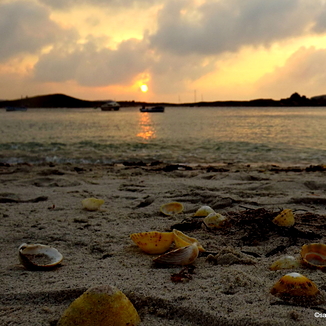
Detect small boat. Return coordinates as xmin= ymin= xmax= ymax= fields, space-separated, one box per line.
xmin=6 ymin=107 xmax=27 ymax=112
xmin=100 ymin=100 xmax=120 ymax=111
xmin=139 ymin=106 xmax=165 ymax=113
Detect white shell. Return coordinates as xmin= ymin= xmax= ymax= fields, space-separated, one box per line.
xmin=193 ymin=206 xmax=215 ymax=217
xmin=269 ymin=255 xmax=301 ymax=271
xmin=82 ymin=197 xmax=104 ymax=211
xmin=18 ymin=243 xmax=63 ymax=270
xmin=203 ymin=212 xmax=227 ymax=228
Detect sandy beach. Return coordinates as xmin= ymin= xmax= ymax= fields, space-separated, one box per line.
xmin=1 ymin=162 xmax=326 ymax=325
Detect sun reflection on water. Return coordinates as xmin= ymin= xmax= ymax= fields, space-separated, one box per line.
xmin=137 ymin=112 xmax=156 ymax=141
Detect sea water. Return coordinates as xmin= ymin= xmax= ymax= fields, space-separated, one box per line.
xmin=1 ymin=106 xmax=326 ymax=166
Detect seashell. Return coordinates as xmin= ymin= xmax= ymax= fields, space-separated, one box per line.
xmin=153 ymin=242 xmax=199 ymax=266
xmin=270 ymin=272 xmax=325 ymax=306
xmin=269 ymin=255 xmax=301 ymax=271
xmin=272 ymin=209 xmax=295 ymax=227
xmin=18 ymin=243 xmax=63 ymax=270
xmin=82 ymin=197 xmax=104 ymax=211
xmin=193 ymin=205 xmax=215 ymax=217
xmin=57 ymin=284 xmax=140 ymax=326
xmin=130 ymin=231 xmax=174 ymax=254
xmin=203 ymin=212 xmax=227 ymax=229
xmin=301 ymin=243 xmax=326 ymax=269
xmin=172 ymin=229 xmax=205 ymax=252
xmin=160 ymin=202 xmax=184 ymax=215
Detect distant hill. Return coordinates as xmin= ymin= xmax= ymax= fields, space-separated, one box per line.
xmin=1 ymin=92 xmax=326 ymax=108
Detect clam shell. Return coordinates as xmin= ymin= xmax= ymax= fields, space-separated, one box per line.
xmin=130 ymin=231 xmax=174 ymax=254
xmin=153 ymin=242 xmax=199 ymax=266
xmin=203 ymin=212 xmax=227 ymax=229
xmin=172 ymin=229 xmax=205 ymax=252
xmin=270 ymin=272 xmax=325 ymax=306
xmin=160 ymin=202 xmax=184 ymax=215
xmin=301 ymin=243 xmax=326 ymax=269
xmin=272 ymin=209 xmax=295 ymax=227
xmin=57 ymin=285 xmax=140 ymax=326
xmin=82 ymin=197 xmax=104 ymax=211
xmin=193 ymin=205 xmax=215 ymax=217
xmin=18 ymin=243 xmax=63 ymax=270
xmin=269 ymin=255 xmax=301 ymax=271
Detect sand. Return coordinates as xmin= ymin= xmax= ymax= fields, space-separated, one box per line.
xmin=1 ymin=162 xmax=326 ymax=325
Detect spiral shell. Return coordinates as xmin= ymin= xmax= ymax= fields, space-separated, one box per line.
xmin=270 ymin=272 xmax=325 ymax=306
xmin=172 ymin=229 xmax=205 ymax=252
xmin=269 ymin=255 xmax=301 ymax=271
xmin=160 ymin=202 xmax=184 ymax=215
xmin=18 ymin=243 xmax=63 ymax=270
xmin=272 ymin=209 xmax=295 ymax=227
xmin=130 ymin=231 xmax=174 ymax=254
xmin=193 ymin=205 xmax=215 ymax=217
xmin=82 ymin=197 xmax=105 ymax=211
xmin=301 ymin=243 xmax=326 ymax=269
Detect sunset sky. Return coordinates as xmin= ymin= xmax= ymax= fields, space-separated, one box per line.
xmin=2 ymin=0 xmax=326 ymax=103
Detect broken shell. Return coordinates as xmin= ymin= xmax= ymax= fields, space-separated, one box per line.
xmin=193 ymin=205 xmax=215 ymax=217
xmin=82 ymin=197 xmax=105 ymax=211
xmin=203 ymin=212 xmax=227 ymax=229
xmin=130 ymin=231 xmax=174 ymax=254
xmin=269 ymin=255 xmax=301 ymax=271
xmin=18 ymin=243 xmax=63 ymax=270
xmin=160 ymin=202 xmax=184 ymax=215
xmin=172 ymin=229 xmax=205 ymax=252
xmin=153 ymin=242 xmax=199 ymax=266
xmin=301 ymin=243 xmax=326 ymax=269
xmin=270 ymin=272 xmax=325 ymax=306
xmin=57 ymin=284 xmax=140 ymax=326
xmin=272 ymin=209 xmax=295 ymax=227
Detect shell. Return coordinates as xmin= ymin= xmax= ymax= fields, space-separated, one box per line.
xmin=18 ymin=243 xmax=63 ymax=270
xmin=160 ymin=202 xmax=184 ymax=215
xmin=270 ymin=272 xmax=325 ymax=306
xmin=193 ymin=205 xmax=215 ymax=217
xmin=82 ymin=197 xmax=105 ymax=211
xmin=269 ymin=255 xmax=301 ymax=271
xmin=203 ymin=212 xmax=227 ymax=229
xmin=172 ymin=229 xmax=205 ymax=252
xmin=153 ymin=242 xmax=199 ymax=266
xmin=272 ymin=209 xmax=295 ymax=227
xmin=57 ymin=285 xmax=140 ymax=326
xmin=301 ymin=243 xmax=326 ymax=269
xmin=130 ymin=231 xmax=174 ymax=254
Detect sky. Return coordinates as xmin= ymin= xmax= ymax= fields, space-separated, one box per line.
xmin=2 ymin=0 xmax=326 ymax=103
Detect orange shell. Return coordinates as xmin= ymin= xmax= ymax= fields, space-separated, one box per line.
xmin=301 ymin=243 xmax=326 ymax=269
xmin=160 ymin=202 xmax=184 ymax=215
xmin=172 ymin=229 xmax=205 ymax=252
xmin=270 ymin=272 xmax=325 ymax=306
xmin=272 ymin=209 xmax=295 ymax=227
xmin=130 ymin=231 xmax=174 ymax=254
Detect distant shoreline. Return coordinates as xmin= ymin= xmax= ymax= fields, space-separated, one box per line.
xmin=1 ymin=92 xmax=326 ymax=108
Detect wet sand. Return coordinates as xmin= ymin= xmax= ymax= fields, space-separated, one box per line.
xmin=1 ymin=162 xmax=326 ymax=325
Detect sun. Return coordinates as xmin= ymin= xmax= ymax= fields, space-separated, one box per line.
xmin=140 ymin=84 xmax=148 ymax=92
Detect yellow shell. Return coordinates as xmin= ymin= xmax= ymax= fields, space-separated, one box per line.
xmin=153 ymin=242 xmax=199 ymax=266
xmin=270 ymin=272 xmax=325 ymax=306
xmin=57 ymin=285 xmax=140 ymax=326
xmin=160 ymin=202 xmax=184 ymax=215
xmin=301 ymin=243 xmax=326 ymax=269
xmin=203 ymin=212 xmax=227 ymax=229
xmin=82 ymin=197 xmax=105 ymax=211
xmin=193 ymin=205 xmax=215 ymax=217
xmin=272 ymin=209 xmax=295 ymax=227
xmin=130 ymin=231 xmax=174 ymax=254
xmin=269 ymin=255 xmax=301 ymax=271
xmin=172 ymin=229 xmax=205 ymax=252
xmin=18 ymin=243 xmax=63 ymax=270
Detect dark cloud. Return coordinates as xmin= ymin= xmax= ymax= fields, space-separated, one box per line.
xmin=0 ymin=1 xmax=65 ymax=62
xmin=149 ymin=0 xmax=324 ymax=55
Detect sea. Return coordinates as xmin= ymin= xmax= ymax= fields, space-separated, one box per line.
xmin=1 ymin=106 xmax=326 ymax=166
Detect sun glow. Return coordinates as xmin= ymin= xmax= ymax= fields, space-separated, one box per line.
xmin=140 ymin=84 xmax=148 ymax=92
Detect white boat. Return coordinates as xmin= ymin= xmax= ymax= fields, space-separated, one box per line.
xmin=100 ymin=100 xmax=120 ymax=111
xmin=139 ymin=106 xmax=164 ymax=113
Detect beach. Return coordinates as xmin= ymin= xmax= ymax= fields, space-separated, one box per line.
xmin=1 ymin=162 xmax=326 ymax=325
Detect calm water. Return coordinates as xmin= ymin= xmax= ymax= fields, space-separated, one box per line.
xmin=1 ymin=106 xmax=326 ymax=165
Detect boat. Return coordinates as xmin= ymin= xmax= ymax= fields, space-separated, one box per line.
xmin=139 ymin=106 xmax=165 ymax=113
xmin=6 ymin=107 xmax=27 ymax=112
xmin=100 ymin=100 xmax=120 ymax=111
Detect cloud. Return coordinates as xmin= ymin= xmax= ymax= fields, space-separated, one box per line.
xmin=149 ymin=0 xmax=325 ymax=55
xmin=0 ymin=1 xmax=65 ymax=62
xmin=257 ymin=47 xmax=326 ymax=98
